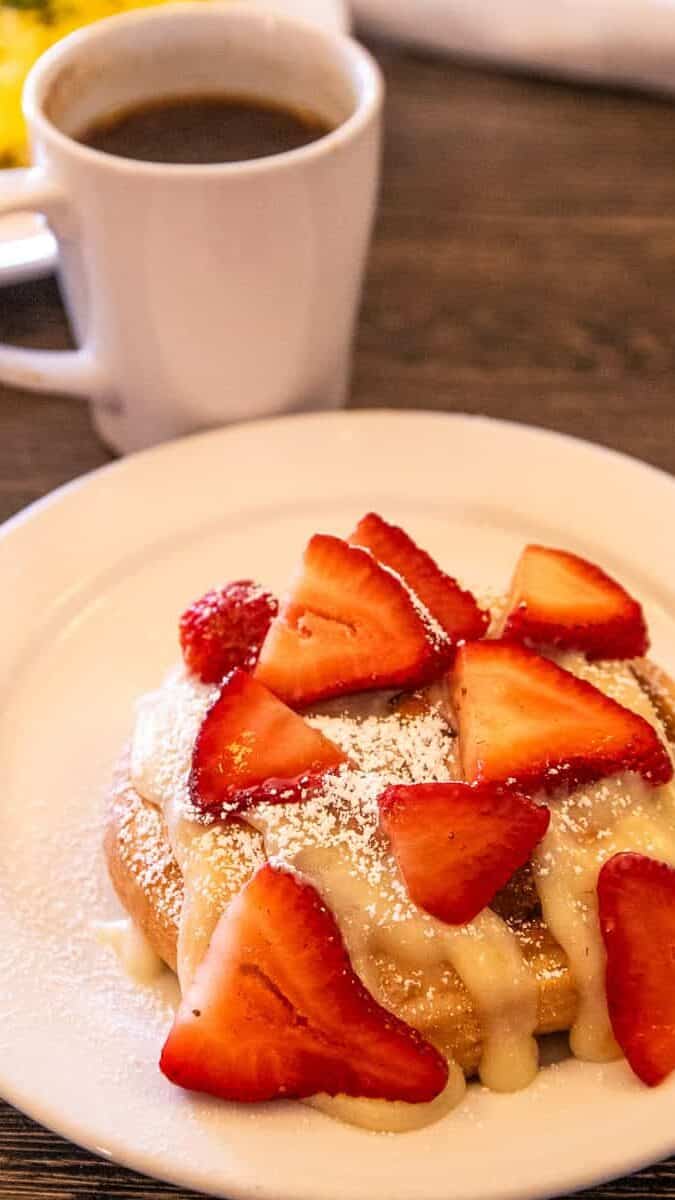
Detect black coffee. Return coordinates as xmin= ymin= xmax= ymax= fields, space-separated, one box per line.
xmin=77 ymin=93 xmax=333 ymax=164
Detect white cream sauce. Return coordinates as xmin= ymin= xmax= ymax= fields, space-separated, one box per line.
xmin=130 ymin=667 xmax=265 ymax=992
xmin=94 ymin=918 xmax=164 ymax=984
xmin=306 ymin=1068 xmax=466 ymax=1132
xmin=532 ymin=653 xmax=675 ymax=1062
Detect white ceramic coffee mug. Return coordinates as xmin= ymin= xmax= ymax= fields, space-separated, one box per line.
xmin=0 ymin=3 xmax=382 ymax=453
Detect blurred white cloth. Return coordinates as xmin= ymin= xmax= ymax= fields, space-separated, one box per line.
xmin=352 ymin=0 xmax=675 ymax=94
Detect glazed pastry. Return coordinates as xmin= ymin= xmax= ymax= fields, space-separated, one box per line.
xmin=105 ymin=518 xmax=675 ymax=1130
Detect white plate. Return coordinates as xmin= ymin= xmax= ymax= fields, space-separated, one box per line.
xmin=1 ymin=410 xmax=674 ymax=1200
xmin=0 ymin=0 xmax=348 ymax=287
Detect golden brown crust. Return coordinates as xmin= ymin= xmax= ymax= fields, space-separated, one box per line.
xmin=632 ymin=658 xmax=675 ymax=744
xmin=105 ymin=751 xmax=181 ymax=973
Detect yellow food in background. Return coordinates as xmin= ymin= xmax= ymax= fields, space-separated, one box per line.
xmin=0 ymin=0 xmax=210 ymax=166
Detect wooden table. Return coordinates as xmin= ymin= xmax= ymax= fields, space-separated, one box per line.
xmin=1 ymin=40 xmax=675 ymax=1200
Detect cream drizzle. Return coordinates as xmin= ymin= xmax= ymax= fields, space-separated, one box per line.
xmin=165 ymin=798 xmax=264 ymax=993
xmin=531 ymin=653 xmax=675 ymax=1062
xmin=306 ymin=1069 xmax=466 ymax=1132
xmin=94 ymin=918 xmax=164 ymax=983
xmin=129 ymin=669 xmax=264 ymax=991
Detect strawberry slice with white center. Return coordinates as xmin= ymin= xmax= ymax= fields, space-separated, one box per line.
xmin=598 ymin=852 xmax=675 ymax=1086
xmin=451 ymin=640 xmax=672 ymax=793
xmin=254 ymin=534 xmax=449 ymax=706
xmin=349 ymin=512 xmax=488 ymax=646
xmin=160 ymin=862 xmax=449 ymax=1103
xmin=189 ymin=669 xmax=348 ymax=813
xmin=379 ymin=782 xmax=550 ymax=925
xmin=502 ymin=544 xmax=648 ymax=660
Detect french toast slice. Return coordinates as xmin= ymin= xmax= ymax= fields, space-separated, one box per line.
xmin=104 ymin=658 xmax=675 ymax=1079
xmin=105 ymin=755 xmax=576 ymax=1076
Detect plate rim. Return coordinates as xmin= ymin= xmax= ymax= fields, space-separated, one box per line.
xmin=1 ymin=407 xmax=675 ymax=1200
xmin=3 ymin=405 xmax=675 ymax=547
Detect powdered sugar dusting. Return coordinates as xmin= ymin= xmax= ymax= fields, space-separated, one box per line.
xmin=246 ymin=700 xmax=457 ymax=928
xmin=556 ymin=652 xmax=661 ymax=721
xmin=130 ymin=665 xmax=217 ymax=819
xmin=182 ymin=820 xmax=265 ymax=905
xmin=309 ymin=703 xmax=458 ymax=779
xmin=350 ymin=543 xmax=450 ymax=656
xmin=379 ymin=561 xmax=450 ymax=654
xmin=116 ymin=782 xmax=183 ymax=927
xmin=0 ymin=776 xmax=178 ymax=1091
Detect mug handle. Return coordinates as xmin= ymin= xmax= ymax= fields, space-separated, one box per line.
xmin=0 ymin=168 xmax=103 ymax=396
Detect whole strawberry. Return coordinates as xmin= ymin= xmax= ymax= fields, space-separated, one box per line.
xmin=180 ymin=581 xmax=278 ymax=684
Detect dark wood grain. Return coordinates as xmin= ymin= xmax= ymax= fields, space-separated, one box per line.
xmin=2 ymin=41 xmax=675 ymax=1200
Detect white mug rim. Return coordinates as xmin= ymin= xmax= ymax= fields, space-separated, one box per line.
xmin=22 ymin=1 xmax=383 ymax=178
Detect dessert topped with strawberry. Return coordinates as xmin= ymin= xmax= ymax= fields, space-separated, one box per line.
xmin=106 ymin=517 xmax=675 ymax=1132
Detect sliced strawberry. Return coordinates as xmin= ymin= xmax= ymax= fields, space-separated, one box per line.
xmin=451 ymin=640 xmax=672 ymax=793
xmin=160 ymin=862 xmax=448 ymax=1103
xmin=349 ymin=512 xmax=488 ymax=646
xmin=598 ymin=853 xmax=675 ymax=1086
xmin=180 ymin=581 xmax=278 ymax=683
xmin=379 ymin=782 xmax=550 ymax=925
xmin=189 ymin=669 xmax=347 ymax=813
xmin=502 ymin=545 xmax=648 ymax=660
xmin=254 ymin=534 xmax=448 ymax=706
